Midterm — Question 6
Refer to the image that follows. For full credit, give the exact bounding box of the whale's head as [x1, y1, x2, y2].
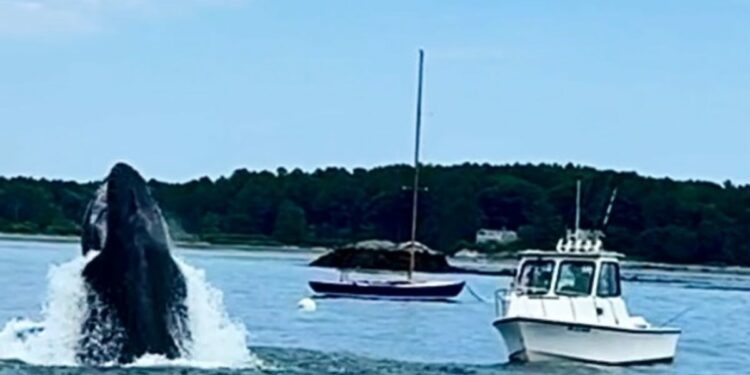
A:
[82, 162, 170, 257]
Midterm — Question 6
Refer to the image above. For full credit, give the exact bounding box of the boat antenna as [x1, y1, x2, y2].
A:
[575, 180, 581, 235]
[408, 49, 425, 281]
[601, 187, 618, 230]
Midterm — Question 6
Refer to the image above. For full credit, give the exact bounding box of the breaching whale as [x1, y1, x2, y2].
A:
[77, 163, 189, 365]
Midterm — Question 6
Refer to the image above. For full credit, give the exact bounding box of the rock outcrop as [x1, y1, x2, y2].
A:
[309, 240, 457, 273]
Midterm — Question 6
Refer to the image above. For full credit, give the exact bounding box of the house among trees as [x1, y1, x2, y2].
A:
[475, 228, 519, 245]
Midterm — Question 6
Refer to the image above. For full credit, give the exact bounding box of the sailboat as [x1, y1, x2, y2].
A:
[308, 50, 466, 300]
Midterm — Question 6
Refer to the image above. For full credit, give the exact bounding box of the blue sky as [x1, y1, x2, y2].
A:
[1, 1, 748, 183]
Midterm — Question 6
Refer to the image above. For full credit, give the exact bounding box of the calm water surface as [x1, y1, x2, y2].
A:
[0, 240, 747, 374]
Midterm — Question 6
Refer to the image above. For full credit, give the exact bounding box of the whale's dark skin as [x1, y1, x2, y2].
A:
[77, 163, 189, 365]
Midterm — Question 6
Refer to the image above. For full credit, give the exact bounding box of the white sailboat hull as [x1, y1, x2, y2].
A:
[494, 317, 680, 365]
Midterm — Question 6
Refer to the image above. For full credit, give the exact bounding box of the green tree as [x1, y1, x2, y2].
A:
[273, 200, 308, 244]
[636, 226, 699, 263]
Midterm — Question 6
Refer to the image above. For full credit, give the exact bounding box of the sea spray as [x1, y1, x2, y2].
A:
[175, 257, 259, 367]
[0, 253, 94, 365]
[0, 253, 261, 369]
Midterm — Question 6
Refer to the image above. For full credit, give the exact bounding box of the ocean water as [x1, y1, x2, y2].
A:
[0, 240, 747, 374]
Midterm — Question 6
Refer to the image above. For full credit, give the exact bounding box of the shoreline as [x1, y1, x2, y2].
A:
[0, 233, 329, 254]
[0, 233, 80, 244]
[2, 232, 749, 279]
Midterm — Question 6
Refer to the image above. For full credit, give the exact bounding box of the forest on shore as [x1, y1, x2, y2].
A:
[0, 163, 748, 266]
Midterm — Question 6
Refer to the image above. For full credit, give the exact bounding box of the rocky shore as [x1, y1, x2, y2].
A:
[309, 240, 461, 273]
[308, 240, 516, 275]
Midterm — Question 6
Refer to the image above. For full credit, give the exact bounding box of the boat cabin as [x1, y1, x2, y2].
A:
[498, 230, 647, 329]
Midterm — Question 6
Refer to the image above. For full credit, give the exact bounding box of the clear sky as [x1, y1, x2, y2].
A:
[0, 1, 748, 183]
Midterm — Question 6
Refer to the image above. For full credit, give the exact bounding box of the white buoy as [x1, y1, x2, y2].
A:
[297, 297, 317, 312]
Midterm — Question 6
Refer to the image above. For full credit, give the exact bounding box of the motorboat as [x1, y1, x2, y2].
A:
[493, 229, 681, 365]
[493, 181, 680, 365]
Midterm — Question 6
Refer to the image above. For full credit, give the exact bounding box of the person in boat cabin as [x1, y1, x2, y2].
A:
[556, 262, 594, 296]
[517, 261, 553, 295]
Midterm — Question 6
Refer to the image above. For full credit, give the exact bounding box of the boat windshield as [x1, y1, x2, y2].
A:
[555, 261, 595, 296]
[516, 260, 554, 295]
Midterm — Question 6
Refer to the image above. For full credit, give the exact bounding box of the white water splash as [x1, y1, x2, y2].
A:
[0, 253, 261, 369]
[0, 252, 94, 365]
[175, 257, 259, 368]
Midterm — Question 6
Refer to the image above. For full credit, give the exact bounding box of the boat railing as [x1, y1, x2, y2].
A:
[494, 288, 509, 316]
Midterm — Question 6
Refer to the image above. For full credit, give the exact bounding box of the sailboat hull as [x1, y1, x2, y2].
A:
[309, 280, 465, 300]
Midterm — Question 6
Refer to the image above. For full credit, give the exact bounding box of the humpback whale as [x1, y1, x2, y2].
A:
[77, 163, 189, 365]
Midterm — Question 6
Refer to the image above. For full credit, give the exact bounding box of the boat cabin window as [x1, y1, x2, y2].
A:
[596, 262, 621, 297]
[517, 260, 554, 295]
[555, 261, 595, 297]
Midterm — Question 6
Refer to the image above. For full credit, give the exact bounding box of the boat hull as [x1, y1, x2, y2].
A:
[309, 280, 465, 300]
[493, 317, 680, 366]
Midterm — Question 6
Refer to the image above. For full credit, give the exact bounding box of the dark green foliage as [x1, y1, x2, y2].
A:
[0, 177, 94, 236]
[0, 163, 748, 266]
[273, 200, 308, 244]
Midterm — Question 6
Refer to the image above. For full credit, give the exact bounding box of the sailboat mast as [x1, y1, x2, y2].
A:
[408, 49, 425, 281]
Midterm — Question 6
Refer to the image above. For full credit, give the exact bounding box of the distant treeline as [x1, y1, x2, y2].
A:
[0, 163, 748, 266]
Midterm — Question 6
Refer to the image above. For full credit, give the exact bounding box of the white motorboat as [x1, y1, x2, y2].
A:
[493, 183, 680, 365]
